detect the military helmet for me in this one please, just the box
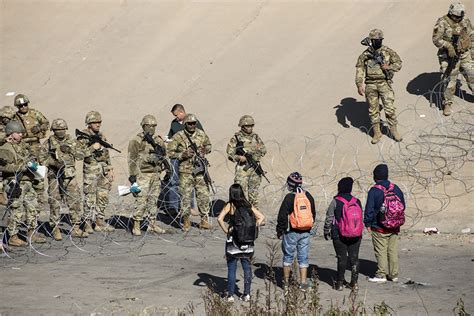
[0,106,16,119]
[448,2,464,17]
[14,94,30,107]
[368,29,384,40]
[183,113,198,124]
[238,115,255,127]
[51,118,68,130]
[141,114,157,127]
[85,111,102,124]
[5,120,26,135]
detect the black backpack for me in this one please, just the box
[232,206,258,245]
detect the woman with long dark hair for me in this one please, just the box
[217,183,265,302]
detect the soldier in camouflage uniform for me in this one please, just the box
[13,94,49,210]
[226,115,267,208]
[0,121,46,246]
[356,29,403,144]
[168,114,212,232]
[40,119,88,241]
[77,111,115,233]
[0,106,16,205]
[432,1,473,116]
[128,115,168,236]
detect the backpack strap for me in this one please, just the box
[296,187,304,194]
[388,182,395,191]
[373,184,387,193]
[334,196,348,205]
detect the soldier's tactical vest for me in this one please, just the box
[364,48,391,81]
[235,132,262,162]
[47,136,77,178]
[15,109,46,143]
[442,16,471,54]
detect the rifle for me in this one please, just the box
[183,132,215,194]
[442,34,460,81]
[235,135,270,183]
[75,129,121,153]
[1,169,23,221]
[143,133,172,181]
[361,37,394,81]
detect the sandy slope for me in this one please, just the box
[1,0,473,232]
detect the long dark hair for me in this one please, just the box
[228,183,251,209]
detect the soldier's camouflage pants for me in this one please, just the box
[234,164,262,208]
[133,172,161,221]
[439,52,474,106]
[29,142,46,212]
[365,81,398,126]
[179,173,209,219]
[83,171,111,220]
[5,180,38,235]
[48,176,83,226]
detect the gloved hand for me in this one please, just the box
[445,44,457,58]
[324,231,331,241]
[31,125,42,134]
[130,182,141,197]
[128,175,137,185]
[27,161,39,172]
[93,149,103,158]
[60,144,72,154]
[181,148,195,159]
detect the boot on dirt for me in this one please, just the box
[443,102,452,116]
[182,216,191,232]
[84,220,94,234]
[335,280,344,291]
[147,220,166,234]
[389,125,403,142]
[132,220,142,236]
[52,226,62,241]
[95,218,115,232]
[199,218,212,230]
[27,229,46,244]
[8,234,27,247]
[371,123,382,144]
[71,225,88,238]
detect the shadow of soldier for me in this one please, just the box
[406,72,444,110]
[334,97,372,135]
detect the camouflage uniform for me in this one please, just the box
[168,114,212,230]
[0,106,16,205]
[12,94,49,210]
[77,112,114,232]
[39,119,87,239]
[356,30,403,143]
[226,116,267,207]
[128,115,168,235]
[0,121,45,246]
[432,2,473,115]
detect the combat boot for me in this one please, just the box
[147,220,166,234]
[389,125,403,142]
[84,220,94,234]
[199,218,212,230]
[52,226,62,241]
[8,234,27,247]
[132,220,142,236]
[371,123,382,144]
[95,218,115,232]
[182,216,191,232]
[71,225,88,238]
[443,102,452,116]
[27,229,46,244]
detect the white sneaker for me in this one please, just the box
[226,296,234,303]
[388,277,399,282]
[368,276,387,283]
[239,294,250,302]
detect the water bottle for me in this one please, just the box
[380,203,387,214]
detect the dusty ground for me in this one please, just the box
[1,0,473,314]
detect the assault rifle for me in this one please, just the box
[0,165,23,221]
[443,34,460,81]
[143,133,172,181]
[184,132,215,194]
[75,129,121,153]
[235,136,270,183]
[361,37,394,81]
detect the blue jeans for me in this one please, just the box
[227,256,252,296]
[162,159,180,212]
[282,231,310,268]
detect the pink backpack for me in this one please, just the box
[334,196,364,238]
[373,183,405,229]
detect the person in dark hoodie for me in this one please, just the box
[323,177,363,291]
[276,172,316,292]
[364,164,405,283]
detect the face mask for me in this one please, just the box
[143,125,156,136]
[371,39,383,50]
[54,130,67,139]
[185,123,196,133]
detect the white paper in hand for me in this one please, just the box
[118,185,131,196]
[33,166,47,179]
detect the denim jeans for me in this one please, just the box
[282,231,310,268]
[227,255,252,296]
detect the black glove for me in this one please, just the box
[128,175,137,184]
[93,149,103,158]
[31,124,42,134]
[60,144,72,154]
[324,231,331,241]
[277,231,282,240]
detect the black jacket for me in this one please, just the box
[276,191,316,237]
